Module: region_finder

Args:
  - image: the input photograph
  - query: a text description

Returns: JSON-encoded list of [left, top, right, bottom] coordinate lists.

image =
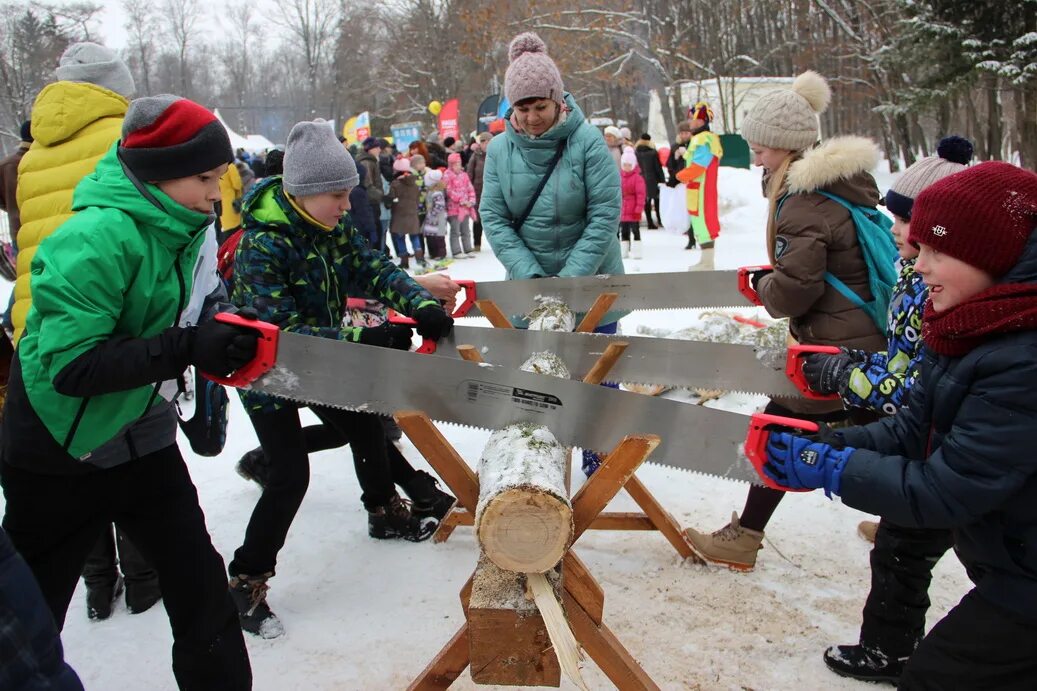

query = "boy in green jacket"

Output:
[[1, 95, 257, 690]]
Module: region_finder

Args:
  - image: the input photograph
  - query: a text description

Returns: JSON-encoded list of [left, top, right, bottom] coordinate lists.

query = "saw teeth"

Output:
[[641, 462, 766, 487], [457, 306, 752, 320]]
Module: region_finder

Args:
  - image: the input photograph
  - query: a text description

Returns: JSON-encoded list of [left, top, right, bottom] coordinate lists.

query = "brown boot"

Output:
[[684, 512, 764, 571], [857, 520, 878, 543]]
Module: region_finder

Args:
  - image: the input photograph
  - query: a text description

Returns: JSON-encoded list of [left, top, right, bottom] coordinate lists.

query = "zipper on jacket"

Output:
[[140, 259, 188, 418], [317, 252, 335, 325], [62, 397, 92, 453]]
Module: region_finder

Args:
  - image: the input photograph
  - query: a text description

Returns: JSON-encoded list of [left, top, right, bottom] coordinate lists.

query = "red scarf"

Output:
[[923, 283, 1037, 356]]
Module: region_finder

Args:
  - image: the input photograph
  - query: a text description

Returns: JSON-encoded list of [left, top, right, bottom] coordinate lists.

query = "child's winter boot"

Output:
[[631, 240, 643, 259], [86, 575, 124, 621], [236, 447, 271, 489], [684, 231, 696, 249], [823, 643, 908, 684], [229, 572, 284, 639], [683, 512, 764, 571], [368, 493, 435, 542], [125, 577, 161, 614], [403, 470, 456, 520]]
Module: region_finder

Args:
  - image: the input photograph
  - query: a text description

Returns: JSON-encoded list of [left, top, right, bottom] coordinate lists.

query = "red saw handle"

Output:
[[785, 344, 842, 400], [737, 265, 771, 306], [387, 279, 476, 354], [744, 412, 819, 491], [204, 312, 280, 387]]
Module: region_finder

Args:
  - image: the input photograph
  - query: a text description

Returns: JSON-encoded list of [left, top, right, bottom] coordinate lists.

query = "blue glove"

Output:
[[763, 431, 855, 497]]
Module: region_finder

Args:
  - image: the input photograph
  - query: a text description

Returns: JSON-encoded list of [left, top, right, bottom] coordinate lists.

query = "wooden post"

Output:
[[475, 299, 514, 329], [456, 344, 484, 363], [575, 292, 619, 333]]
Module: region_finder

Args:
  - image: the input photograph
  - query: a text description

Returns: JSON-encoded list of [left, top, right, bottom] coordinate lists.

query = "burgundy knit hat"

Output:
[[909, 161, 1037, 278], [118, 95, 233, 181]]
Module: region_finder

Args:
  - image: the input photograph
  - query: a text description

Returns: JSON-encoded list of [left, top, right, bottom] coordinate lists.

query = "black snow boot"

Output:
[[684, 232, 696, 250], [403, 470, 456, 520], [236, 447, 271, 489], [823, 644, 906, 685], [229, 573, 284, 639], [86, 575, 124, 621], [125, 577, 162, 614], [368, 494, 435, 542]]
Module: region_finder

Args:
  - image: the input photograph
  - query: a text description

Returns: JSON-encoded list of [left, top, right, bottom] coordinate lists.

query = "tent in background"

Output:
[[213, 109, 276, 153]]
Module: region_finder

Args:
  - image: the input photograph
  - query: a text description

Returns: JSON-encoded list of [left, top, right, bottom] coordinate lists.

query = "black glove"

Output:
[[357, 323, 414, 350], [802, 350, 857, 395], [191, 314, 260, 377], [749, 267, 774, 292], [805, 421, 847, 450], [413, 305, 453, 341]]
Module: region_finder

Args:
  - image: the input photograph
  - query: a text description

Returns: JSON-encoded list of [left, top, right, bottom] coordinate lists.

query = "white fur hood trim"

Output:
[[787, 136, 881, 193]]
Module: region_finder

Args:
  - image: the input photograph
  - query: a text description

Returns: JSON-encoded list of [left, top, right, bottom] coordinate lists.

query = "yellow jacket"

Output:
[[219, 163, 244, 230], [14, 81, 128, 343]]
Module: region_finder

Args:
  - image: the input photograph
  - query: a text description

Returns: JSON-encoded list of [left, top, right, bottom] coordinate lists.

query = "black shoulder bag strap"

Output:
[[511, 138, 567, 232]]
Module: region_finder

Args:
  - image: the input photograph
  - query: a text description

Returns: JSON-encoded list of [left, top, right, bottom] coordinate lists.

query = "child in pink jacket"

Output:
[[620, 147, 646, 259], [443, 152, 476, 258]]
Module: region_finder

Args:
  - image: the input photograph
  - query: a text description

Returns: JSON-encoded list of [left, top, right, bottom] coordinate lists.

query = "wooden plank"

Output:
[[570, 436, 660, 540], [456, 344, 484, 363], [395, 411, 480, 513], [459, 574, 474, 616], [562, 552, 604, 625], [475, 300, 514, 329], [624, 475, 699, 561], [563, 591, 660, 691], [581, 341, 629, 386], [575, 293, 619, 333], [431, 508, 465, 544], [406, 623, 471, 691]]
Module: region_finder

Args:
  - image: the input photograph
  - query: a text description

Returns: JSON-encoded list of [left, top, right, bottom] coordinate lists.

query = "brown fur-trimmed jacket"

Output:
[[756, 136, 887, 412]]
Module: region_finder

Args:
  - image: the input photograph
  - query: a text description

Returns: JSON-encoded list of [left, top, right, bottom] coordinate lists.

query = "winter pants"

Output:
[[898, 591, 1037, 690], [643, 190, 662, 228], [425, 235, 447, 260], [229, 405, 399, 578], [473, 218, 483, 248], [391, 233, 424, 258], [0, 448, 251, 691], [83, 523, 157, 590], [368, 204, 385, 252], [448, 216, 473, 256], [620, 222, 641, 242], [295, 420, 416, 484], [859, 519, 954, 658]]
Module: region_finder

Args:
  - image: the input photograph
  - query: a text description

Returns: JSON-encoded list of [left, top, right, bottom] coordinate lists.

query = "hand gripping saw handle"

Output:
[[744, 413, 820, 491], [387, 279, 477, 353]]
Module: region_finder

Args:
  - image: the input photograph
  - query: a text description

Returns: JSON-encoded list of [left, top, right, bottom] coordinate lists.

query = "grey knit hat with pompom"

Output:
[[740, 71, 831, 151], [504, 33, 565, 106]]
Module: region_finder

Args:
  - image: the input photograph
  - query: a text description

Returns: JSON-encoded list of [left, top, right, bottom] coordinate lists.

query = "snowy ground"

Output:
[[0, 162, 972, 690]]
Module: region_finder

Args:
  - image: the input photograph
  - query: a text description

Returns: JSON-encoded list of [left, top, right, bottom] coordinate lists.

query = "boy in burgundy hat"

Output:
[[758, 161, 1037, 688], [1, 94, 257, 690]]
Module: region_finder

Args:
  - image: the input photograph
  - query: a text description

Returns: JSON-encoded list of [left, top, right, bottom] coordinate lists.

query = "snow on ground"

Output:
[[0, 162, 972, 690]]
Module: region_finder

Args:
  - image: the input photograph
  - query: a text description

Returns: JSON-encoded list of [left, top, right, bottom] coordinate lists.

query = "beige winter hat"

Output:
[[740, 71, 831, 151]]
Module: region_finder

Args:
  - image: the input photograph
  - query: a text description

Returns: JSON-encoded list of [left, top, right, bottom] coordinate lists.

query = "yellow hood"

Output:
[[30, 81, 128, 147]]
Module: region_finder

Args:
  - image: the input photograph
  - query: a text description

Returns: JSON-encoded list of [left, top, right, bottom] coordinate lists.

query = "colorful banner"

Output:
[[341, 115, 358, 145], [390, 121, 422, 151], [476, 94, 499, 134], [354, 111, 370, 142], [437, 98, 460, 141]]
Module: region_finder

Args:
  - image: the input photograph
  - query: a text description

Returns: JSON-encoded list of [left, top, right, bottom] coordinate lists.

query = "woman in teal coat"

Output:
[[481, 32, 623, 326], [481, 33, 622, 476]]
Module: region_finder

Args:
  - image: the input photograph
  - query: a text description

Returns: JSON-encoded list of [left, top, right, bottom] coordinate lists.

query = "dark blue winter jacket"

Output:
[[0, 527, 83, 690], [349, 164, 378, 246], [838, 230, 1037, 624]]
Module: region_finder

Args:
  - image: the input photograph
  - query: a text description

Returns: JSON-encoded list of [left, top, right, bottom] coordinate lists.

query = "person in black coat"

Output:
[[759, 162, 1037, 690], [349, 163, 379, 251], [634, 134, 664, 229], [665, 120, 693, 187]]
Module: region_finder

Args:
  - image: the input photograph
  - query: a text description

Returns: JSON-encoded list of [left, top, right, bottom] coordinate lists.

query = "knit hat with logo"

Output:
[[504, 33, 565, 106], [119, 95, 232, 181], [909, 161, 1037, 278], [885, 136, 973, 220], [284, 119, 359, 196], [55, 42, 136, 99], [740, 71, 831, 152]]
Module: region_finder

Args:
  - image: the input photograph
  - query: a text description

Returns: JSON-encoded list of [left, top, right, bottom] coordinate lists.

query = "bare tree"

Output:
[[122, 0, 156, 95], [274, 0, 340, 116], [161, 0, 201, 98]]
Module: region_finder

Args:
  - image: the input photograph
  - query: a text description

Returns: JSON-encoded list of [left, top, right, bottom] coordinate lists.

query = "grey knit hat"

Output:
[[55, 42, 135, 99], [283, 119, 359, 196], [740, 71, 831, 152], [504, 33, 565, 106], [885, 136, 973, 219]]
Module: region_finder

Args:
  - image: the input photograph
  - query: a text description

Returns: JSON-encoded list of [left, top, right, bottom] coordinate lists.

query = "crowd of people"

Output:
[[0, 27, 1035, 691]]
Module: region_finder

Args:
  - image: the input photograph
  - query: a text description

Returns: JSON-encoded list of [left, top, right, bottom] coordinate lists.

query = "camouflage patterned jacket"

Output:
[[841, 260, 927, 415], [231, 176, 437, 413]]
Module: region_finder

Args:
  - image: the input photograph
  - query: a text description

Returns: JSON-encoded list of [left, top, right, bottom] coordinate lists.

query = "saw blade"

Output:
[[438, 325, 800, 398], [464, 271, 756, 318], [245, 331, 761, 483]]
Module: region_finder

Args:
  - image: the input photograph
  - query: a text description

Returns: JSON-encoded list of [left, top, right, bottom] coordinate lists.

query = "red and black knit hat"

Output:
[[909, 161, 1037, 278], [118, 95, 233, 181]]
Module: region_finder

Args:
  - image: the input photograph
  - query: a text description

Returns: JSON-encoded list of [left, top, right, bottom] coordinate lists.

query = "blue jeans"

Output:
[[391, 234, 423, 257]]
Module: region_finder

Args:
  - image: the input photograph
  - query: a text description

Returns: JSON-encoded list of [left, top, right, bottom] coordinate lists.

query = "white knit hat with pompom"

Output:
[[740, 71, 831, 151], [504, 33, 565, 106]]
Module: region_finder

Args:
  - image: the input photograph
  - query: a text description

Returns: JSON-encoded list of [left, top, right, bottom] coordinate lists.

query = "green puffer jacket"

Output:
[[17, 144, 210, 460], [480, 93, 624, 326], [231, 176, 438, 414]]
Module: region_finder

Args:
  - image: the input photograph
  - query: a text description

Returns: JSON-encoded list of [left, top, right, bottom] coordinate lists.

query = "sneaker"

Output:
[[229, 573, 284, 639], [464, 252, 477, 258], [236, 447, 271, 489], [823, 644, 906, 684], [402, 470, 456, 520], [86, 575, 124, 621], [368, 494, 435, 542], [858, 520, 879, 543], [683, 512, 764, 571], [125, 578, 162, 614]]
